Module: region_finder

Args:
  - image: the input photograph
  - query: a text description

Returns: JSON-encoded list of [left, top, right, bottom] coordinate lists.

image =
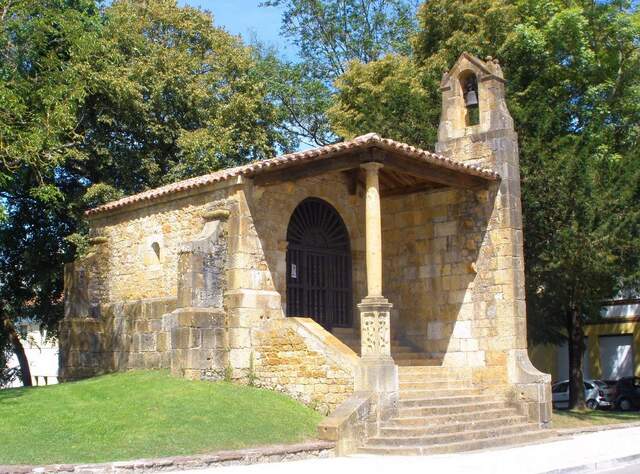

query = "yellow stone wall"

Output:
[[247, 172, 367, 318], [380, 184, 512, 387], [253, 318, 357, 414], [529, 321, 640, 381], [86, 186, 235, 303], [67, 173, 364, 410]]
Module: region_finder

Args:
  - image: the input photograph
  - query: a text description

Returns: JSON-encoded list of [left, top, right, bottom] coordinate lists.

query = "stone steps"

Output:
[[399, 387, 482, 399], [399, 394, 499, 408], [358, 365, 554, 456], [367, 422, 541, 446], [399, 380, 473, 390], [398, 400, 512, 418], [379, 415, 528, 436], [387, 408, 523, 426], [358, 430, 553, 456]]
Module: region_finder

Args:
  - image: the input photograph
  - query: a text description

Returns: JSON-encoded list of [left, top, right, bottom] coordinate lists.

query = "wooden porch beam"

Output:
[[252, 153, 367, 186], [381, 154, 490, 189], [381, 182, 446, 198]]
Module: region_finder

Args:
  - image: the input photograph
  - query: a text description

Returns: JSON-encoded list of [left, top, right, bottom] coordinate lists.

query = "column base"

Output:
[[356, 295, 398, 417], [358, 296, 393, 359], [356, 357, 397, 393]]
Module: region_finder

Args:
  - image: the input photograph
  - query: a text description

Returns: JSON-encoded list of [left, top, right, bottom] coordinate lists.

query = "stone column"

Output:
[[356, 162, 397, 416], [363, 162, 383, 298]]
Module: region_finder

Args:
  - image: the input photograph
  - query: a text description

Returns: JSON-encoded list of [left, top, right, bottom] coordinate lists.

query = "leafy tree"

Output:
[[329, 54, 435, 145], [75, 0, 290, 195], [330, 0, 640, 409], [0, 0, 100, 386], [0, 0, 288, 384], [260, 0, 419, 146]]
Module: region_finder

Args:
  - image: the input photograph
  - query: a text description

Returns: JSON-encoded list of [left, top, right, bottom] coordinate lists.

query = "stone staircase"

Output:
[[332, 327, 437, 365], [358, 366, 555, 455]]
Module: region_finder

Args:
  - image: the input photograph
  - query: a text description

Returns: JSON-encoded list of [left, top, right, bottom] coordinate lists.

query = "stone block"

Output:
[[452, 321, 472, 339], [228, 327, 251, 349], [229, 348, 252, 369]]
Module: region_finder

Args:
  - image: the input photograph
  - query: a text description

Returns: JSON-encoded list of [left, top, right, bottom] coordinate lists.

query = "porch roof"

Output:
[[86, 133, 499, 217]]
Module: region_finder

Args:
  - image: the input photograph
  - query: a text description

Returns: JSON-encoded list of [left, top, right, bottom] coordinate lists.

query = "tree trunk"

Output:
[[568, 306, 585, 410], [1, 312, 32, 387]]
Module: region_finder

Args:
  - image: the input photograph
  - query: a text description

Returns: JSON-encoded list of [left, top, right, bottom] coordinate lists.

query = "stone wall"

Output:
[[435, 53, 551, 422], [86, 185, 237, 304], [381, 186, 493, 371], [60, 173, 362, 412], [252, 318, 357, 414], [59, 297, 176, 380], [221, 172, 367, 379], [247, 172, 367, 322]]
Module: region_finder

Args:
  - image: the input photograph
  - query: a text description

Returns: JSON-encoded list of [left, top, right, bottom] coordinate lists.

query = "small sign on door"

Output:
[[291, 263, 297, 279]]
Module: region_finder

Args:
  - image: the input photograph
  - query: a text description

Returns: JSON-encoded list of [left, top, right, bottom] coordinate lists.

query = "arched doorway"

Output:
[[286, 198, 352, 330]]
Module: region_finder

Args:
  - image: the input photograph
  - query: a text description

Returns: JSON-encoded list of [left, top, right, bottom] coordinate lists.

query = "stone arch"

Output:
[[285, 197, 353, 330]]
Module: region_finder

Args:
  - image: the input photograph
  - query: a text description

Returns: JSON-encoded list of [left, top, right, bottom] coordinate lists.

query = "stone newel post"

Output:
[[356, 162, 397, 414]]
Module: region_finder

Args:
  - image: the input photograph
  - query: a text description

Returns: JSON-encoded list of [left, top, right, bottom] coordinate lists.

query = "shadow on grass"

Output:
[[554, 408, 640, 425], [0, 385, 28, 403]]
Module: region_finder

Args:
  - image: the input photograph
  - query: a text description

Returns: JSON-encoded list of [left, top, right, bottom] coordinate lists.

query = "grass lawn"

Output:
[[553, 409, 640, 429], [0, 371, 323, 465]]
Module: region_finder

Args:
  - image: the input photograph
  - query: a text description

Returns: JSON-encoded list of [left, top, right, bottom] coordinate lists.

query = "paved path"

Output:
[[178, 426, 640, 474]]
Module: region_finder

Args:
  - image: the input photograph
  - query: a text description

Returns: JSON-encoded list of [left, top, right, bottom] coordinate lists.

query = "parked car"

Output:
[[613, 377, 640, 411], [551, 379, 614, 410]]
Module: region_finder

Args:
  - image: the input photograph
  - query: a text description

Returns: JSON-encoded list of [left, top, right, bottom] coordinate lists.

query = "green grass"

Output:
[[553, 409, 640, 429], [0, 371, 323, 465]]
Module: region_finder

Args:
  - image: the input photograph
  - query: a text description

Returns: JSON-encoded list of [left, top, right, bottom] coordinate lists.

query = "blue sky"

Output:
[[178, 0, 297, 59]]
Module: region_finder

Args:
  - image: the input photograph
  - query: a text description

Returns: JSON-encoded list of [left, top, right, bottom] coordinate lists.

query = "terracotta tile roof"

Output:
[[86, 133, 499, 217]]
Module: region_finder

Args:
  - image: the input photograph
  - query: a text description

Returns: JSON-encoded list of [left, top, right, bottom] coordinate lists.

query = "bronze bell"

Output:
[[464, 88, 478, 108]]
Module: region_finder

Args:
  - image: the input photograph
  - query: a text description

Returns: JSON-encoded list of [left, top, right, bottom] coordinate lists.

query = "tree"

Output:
[[75, 0, 289, 194], [330, 0, 640, 409], [0, 0, 288, 383], [0, 0, 101, 386], [260, 0, 419, 146], [328, 54, 436, 145]]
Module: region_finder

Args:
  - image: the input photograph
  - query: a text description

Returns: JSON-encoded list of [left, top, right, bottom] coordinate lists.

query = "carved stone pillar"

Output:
[[356, 162, 397, 415]]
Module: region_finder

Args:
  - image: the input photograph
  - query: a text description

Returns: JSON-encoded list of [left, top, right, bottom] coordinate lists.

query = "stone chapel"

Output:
[[60, 53, 553, 454]]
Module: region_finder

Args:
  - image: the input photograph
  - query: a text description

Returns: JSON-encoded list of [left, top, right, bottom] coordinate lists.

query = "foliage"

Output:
[[78, 0, 289, 190], [0, 0, 99, 370], [328, 54, 437, 144], [0, 0, 289, 378], [260, 0, 419, 145], [0, 370, 322, 464], [330, 0, 640, 408], [263, 0, 418, 79]]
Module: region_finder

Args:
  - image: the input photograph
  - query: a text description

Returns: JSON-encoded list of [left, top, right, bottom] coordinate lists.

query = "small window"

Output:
[[151, 242, 161, 261]]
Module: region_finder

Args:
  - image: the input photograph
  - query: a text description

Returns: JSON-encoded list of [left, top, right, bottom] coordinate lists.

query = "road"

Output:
[[175, 426, 640, 474]]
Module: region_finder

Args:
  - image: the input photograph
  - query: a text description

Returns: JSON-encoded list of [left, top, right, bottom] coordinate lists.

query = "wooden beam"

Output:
[[382, 154, 490, 189], [252, 153, 366, 186], [381, 183, 445, 198], [343, 169, 360, 195]]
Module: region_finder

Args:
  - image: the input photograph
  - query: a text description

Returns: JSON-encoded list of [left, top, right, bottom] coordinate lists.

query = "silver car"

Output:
[[552, 379, 614, 409]]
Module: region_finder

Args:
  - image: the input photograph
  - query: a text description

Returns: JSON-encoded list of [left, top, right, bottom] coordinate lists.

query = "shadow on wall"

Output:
[[382, 184, 497, 366], [246, 173, 367, 325]]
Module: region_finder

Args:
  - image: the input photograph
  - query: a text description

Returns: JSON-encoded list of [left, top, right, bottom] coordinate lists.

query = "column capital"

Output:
[[360, 161, 384, 173]]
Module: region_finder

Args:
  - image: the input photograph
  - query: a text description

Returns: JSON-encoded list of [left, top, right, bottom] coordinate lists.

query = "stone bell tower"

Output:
[[436, 53, 552, 426], [436, 52, 514, 164]]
